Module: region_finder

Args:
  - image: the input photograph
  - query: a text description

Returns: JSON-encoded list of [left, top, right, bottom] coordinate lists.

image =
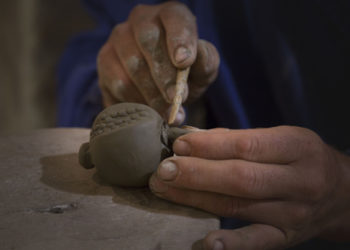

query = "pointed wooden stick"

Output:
[[168, 67, 190, 124]]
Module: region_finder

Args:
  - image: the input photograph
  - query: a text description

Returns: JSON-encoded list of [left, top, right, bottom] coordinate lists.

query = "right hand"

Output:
[[149, 126, 350, 249], [97, 2, 220, 125]]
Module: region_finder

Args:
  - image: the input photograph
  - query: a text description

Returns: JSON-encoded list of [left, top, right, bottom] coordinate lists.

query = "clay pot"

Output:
[[79, 103, 189, 187]]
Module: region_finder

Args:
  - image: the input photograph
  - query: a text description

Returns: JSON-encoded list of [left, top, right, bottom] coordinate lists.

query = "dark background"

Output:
[[0, 0, 94, 135]]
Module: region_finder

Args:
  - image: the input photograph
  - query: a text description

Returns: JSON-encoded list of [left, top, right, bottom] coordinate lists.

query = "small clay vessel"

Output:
[[79, 103, 190, 187]]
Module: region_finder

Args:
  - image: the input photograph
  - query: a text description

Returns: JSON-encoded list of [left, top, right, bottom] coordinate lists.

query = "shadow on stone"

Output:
[[40, 153, 111, 195], [192, 239, 205, 250], [40, 153, 214, 219]]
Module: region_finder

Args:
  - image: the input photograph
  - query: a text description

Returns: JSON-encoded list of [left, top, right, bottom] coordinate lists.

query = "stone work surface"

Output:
[[0, 128, 219, 250]]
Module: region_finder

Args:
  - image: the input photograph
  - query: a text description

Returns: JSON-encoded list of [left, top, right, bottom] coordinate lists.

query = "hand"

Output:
[[149, 126, 350, 249], [97, 2, 220, 125]]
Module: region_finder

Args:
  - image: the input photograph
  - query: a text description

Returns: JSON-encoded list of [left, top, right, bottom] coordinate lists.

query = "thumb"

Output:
[[203, 224, 287, 250]]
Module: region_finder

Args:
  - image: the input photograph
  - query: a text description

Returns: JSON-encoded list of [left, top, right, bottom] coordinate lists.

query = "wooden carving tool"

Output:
[[168, 67, 190, 124]]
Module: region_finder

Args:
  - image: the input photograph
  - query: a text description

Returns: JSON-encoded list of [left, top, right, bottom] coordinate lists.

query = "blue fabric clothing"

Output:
[[57, 1, 350, 248], [58, 0, 350, 151]]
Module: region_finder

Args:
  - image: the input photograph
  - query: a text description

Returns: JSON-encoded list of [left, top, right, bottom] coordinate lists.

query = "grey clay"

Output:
[[79, 103, 189, 187]]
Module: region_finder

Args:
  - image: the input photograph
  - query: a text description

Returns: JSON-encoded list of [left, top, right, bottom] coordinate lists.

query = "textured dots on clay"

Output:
[[79, 103, 191, 187]]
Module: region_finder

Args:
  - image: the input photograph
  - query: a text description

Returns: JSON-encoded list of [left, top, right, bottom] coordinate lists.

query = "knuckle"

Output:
[[194, 40, 220, 84], [223, 197, 241, 217], [234, 164, 261, 194], [110, 79, 127, 101], [280, 126, 324, 155], [162, 1, 186, 11], [162, 2, 196, 21], [201, 41, 220, 73], [289, 205, 312, 229], [136, 23, 160, 51], [302, 173, 329, 201], [201, 59, 213, 76], [111, 22, 127, 38], [203, 231, 218, 249], [129, 4, 148, 18], [209, 45, 220, 72], [235, 136, 259, 158], [125, 55, 145, 75], [204, 229, 227, 250]]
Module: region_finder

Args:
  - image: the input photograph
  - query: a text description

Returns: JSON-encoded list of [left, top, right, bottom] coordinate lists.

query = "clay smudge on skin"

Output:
[[125, 55, 160, 103], [136, 23, 177, 103], [111, 79, 126, 101], [150, 51, 177, 103], [138, 24, 161, 52], [170, 28, 192, 45], [126, 55, 141, 75]]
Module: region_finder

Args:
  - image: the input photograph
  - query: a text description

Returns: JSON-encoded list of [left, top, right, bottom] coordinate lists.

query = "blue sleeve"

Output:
[[57, 28, 108, 127], [57, 0, 161, 127]]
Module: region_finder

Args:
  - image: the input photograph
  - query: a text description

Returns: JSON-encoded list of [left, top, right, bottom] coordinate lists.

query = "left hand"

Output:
[[149, 126, 350, 249], [97, 2, 219, 125]]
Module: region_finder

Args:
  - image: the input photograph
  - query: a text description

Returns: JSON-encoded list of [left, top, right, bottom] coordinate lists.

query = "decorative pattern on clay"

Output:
[[90, 106, 150, 139], [79, 103, 190, 187]]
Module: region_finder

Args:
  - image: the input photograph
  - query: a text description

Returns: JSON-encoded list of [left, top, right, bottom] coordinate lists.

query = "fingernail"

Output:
[[149, 174, 168, 193], [175, 46, 191, 64], [173, 139, 191, 156], [213, 240, 224, 250], [166, 85, 176, 102], [158, 161, 178, 181]]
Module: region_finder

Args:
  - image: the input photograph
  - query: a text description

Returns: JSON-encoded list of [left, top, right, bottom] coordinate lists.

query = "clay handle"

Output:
[[78, 142, 94, 169]]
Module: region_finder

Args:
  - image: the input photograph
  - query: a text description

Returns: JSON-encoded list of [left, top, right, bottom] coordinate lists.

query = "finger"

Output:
[[149, 173, 259, 218], [97, 42, 145, 103], [150, 175, 313, 228], [128, 3, 161, 21], [129, 4, 180, 104], [150, 174, 274, 220], [132, 20, 179, 103], [188, 39, 220, 101], [173, 126, 313, 163], [204, 224, 287, 250], [111, 22, 169, 114], [159, 2, 198, 68], [208, 128, 231, 132], [99, 84, 117, 107], [153, 157, 296, 199], [97, 43, 121, 107]]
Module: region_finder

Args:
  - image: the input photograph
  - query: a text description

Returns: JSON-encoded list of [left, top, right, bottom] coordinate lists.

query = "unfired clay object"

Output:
[[79, 103, 189, 187]]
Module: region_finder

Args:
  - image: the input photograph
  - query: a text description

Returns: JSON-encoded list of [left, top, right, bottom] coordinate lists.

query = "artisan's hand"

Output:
[[97, 2, 219, 125], [149, 126, 350, 249]]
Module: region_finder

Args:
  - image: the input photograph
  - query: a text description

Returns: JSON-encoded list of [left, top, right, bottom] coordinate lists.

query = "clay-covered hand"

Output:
[[97, 2, 220, 125], [149, 126, 350, 249]]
